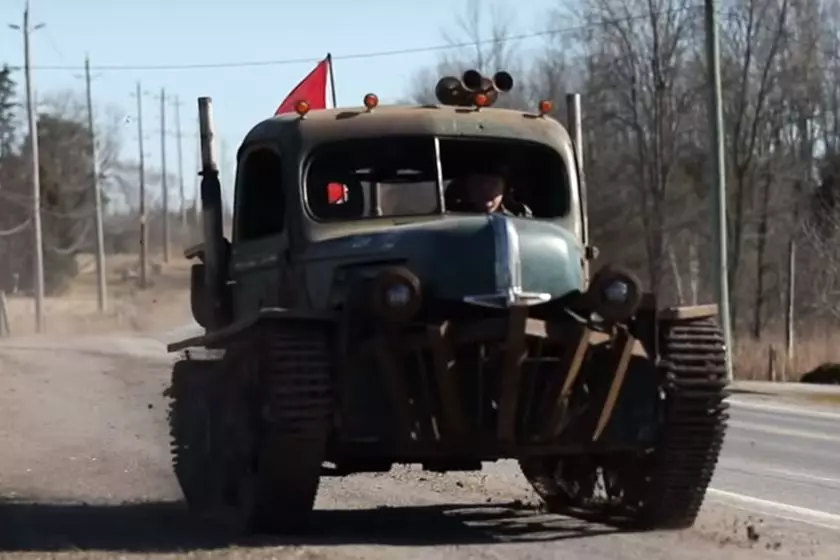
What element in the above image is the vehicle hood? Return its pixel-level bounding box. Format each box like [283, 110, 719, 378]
[301, 214, 585, 307]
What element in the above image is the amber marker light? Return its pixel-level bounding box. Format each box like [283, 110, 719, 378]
[294, 100, 311, 116]
[363, 93, 379, 111]
[538, 99, 553, 116]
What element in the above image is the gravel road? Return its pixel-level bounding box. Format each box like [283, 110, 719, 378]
[1, 331, 839, 559]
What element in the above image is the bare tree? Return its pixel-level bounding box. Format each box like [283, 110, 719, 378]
[408, 0, 528, 108]
[575, 0, 702, 298]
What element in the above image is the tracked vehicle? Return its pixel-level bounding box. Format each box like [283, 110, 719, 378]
[165, 70, 730, 534]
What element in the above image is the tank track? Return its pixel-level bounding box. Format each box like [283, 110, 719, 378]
[166, 355, 223, 514]
[637, 315, 729, 529]
[166, 322, 334, 534]
[248, 322, 334, 533]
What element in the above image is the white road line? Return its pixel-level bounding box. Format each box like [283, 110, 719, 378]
[758, 466, 840, 486]
[707, 488, 840, 530]
[726, 419, 840, 442]
[727, 397, 840, 420]
[718, 458, 840, 487]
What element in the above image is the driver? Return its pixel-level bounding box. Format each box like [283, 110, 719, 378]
[461, 172, 532, 216]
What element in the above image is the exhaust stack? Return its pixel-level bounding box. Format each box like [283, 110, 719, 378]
[197, 97, 227, 328]
[566, 93, 591, 286]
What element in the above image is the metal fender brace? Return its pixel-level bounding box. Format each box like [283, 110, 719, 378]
[166, 307, 337, 353]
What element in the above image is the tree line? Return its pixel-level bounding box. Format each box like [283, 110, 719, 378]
[0, 66, 197, 296]
[3, 0, 839, 359]
[411, 0, 840, 345]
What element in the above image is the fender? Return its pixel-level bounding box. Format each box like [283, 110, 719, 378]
[167, 306, 337, 353]
[658, 303, 719, 321]
[628, 299, 719, 363]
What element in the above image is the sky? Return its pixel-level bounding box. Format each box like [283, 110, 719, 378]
[0, 0, 558, 206]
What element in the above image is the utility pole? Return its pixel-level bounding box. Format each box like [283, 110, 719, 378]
[133, 82, 148, 289]
[84, 55, 107, 312]
[9, 2, 46, 333]
[173, 96, 187, 229]
[158, 88, 170, 263]
[704, 0, 733, 382]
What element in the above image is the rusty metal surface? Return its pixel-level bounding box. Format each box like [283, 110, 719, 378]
[659, 303, 719, 320]
[496, 307, 529, 442]
[539, 324, 593, 439]
[371, 336, 417, 442]
[243, 104, 575, 152]
[426, 326, 470, 437]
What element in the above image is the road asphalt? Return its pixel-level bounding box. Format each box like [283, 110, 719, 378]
[0, 331, 838, 559]
[712, 396, 840, 528]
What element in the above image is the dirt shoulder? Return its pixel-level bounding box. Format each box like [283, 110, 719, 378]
[2, 253, 192, 338]
[0, 257, 838, 558]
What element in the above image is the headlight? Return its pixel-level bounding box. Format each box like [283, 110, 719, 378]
[385, 283, 412, 307]
[369, 267, 423, 322]
[587, 265, 642, 322]
[603, 280, 630, 304]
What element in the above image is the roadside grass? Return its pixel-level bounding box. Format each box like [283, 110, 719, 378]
[733, 328, 840, 383]
[796, 393, 840, 405]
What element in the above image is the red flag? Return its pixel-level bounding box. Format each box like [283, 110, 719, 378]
[326, 182, 349, 204]
[274, 57, 330, 116]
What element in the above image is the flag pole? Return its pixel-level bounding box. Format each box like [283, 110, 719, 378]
[327, 52, 338, 108]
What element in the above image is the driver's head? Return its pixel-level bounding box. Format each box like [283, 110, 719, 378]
[464, 173, 505, 213]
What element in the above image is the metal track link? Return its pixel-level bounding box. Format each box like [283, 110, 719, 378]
[639, 316, 729, 529]
[166, 357, 223, 513]
[247, 322, 334, 533]
[259, 326, 333, 436]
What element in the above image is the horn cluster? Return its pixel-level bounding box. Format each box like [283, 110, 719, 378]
[435, 70, 514, 107]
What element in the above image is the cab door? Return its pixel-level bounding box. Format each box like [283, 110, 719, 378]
[229, 145, 289, 317]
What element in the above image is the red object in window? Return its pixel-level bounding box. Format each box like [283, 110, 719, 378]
[274, 57, 331, 116]
[327, 182, 349, 204]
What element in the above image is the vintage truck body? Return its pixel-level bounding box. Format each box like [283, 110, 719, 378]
[164, 71, 730, 535]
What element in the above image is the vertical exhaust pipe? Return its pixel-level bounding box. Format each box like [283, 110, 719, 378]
[197, 97, 227, 329]
[566, 93, 591, 286]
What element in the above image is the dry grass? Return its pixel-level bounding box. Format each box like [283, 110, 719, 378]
[1, 252, 192, 337]
[733, 328, 840, 381]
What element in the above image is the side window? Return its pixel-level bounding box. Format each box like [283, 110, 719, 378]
[236, 148, 285, 241]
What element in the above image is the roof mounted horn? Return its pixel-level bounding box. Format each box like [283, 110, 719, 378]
[492, 71, 514, 93]
[434, 69, 515, 108]
[462, 69, 483, 91]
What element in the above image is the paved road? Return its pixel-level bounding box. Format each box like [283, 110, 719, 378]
[710, 396, 840, 528]
[0, 332, 839, 559]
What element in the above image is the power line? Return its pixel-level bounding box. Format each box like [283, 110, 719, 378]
[0, 217, 31, 237]
[5, 7, 704, 72]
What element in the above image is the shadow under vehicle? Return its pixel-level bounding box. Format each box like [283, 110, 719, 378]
[164, 70, 730, 535]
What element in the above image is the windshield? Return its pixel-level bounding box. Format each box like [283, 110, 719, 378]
[304, 135, 570, 221]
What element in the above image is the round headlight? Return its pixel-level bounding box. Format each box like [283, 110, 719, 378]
[603, 280, 630, 305]
[385, 283, 412, 307]
[369, 267, 423, 323]
[587, 264, 642, 322]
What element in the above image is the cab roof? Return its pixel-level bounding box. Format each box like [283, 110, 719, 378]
[240, 103, 574, 151]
